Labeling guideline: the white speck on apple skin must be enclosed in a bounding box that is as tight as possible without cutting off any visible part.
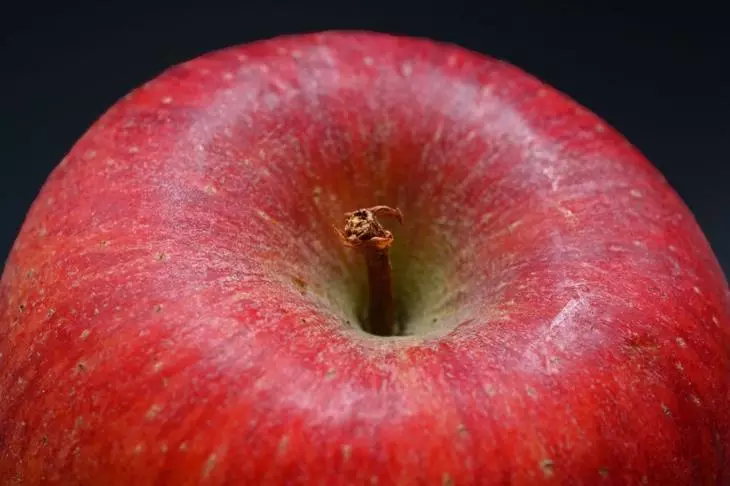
[73,360,88,374]
[539,459,555,477]
[201,453,217,479]
[342,444,352,461]
[73,416,86,431]
[145,403,163,420]
[277,435,289,454]
[401,62,413,77]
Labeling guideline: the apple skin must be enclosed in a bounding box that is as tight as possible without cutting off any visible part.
[1,30,729,485]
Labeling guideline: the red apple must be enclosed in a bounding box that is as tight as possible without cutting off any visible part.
[1,31,729,485]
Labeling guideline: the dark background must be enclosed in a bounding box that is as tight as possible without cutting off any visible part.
[1,1,728,275]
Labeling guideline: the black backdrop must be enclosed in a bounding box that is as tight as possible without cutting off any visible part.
[2,1,728,275]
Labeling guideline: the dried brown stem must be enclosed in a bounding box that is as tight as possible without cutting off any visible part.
[335,206,402,336]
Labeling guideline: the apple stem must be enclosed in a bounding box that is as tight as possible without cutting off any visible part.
[363,249,397,336]
[335,206,403,337]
